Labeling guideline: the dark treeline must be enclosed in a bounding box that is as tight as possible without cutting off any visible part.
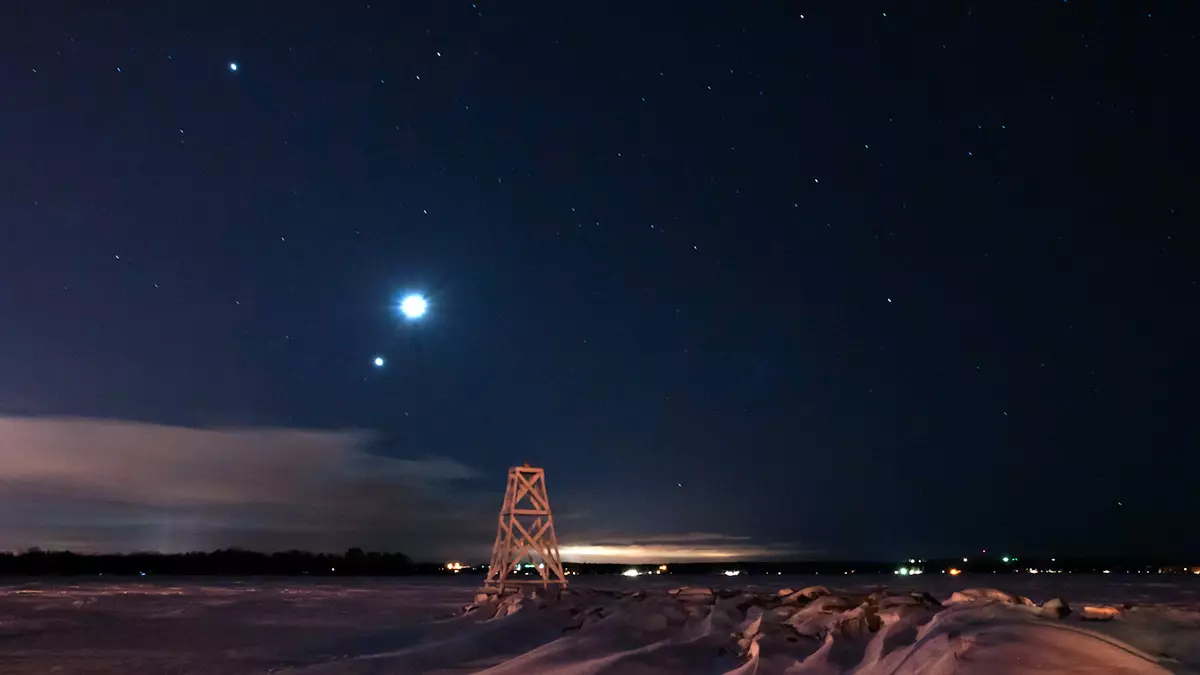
[0,548,427,576]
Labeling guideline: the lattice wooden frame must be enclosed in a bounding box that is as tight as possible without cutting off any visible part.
[484,465,567,590]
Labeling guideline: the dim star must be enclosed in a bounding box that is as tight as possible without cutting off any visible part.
[399,293,428,320]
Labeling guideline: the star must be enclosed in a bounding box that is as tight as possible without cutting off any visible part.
[228,62,239,72]
[373,356,385,367]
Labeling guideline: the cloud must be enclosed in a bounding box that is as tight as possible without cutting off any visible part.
[0,416,489,557]
[558,531,804,563]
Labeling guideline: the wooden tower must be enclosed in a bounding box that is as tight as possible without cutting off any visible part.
[485,464,567,590]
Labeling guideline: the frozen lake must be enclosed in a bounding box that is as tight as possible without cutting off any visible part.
[0,575,1197,674]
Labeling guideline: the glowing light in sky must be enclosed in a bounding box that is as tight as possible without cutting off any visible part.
[229,62,239,72]
[399,294,428,320]
[557,543,778,563]
[373,356,385,367]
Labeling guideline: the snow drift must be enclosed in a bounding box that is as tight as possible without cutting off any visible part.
[1,579,1197,674]
[294,582,1198,674]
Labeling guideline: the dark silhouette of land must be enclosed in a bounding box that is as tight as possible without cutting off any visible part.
[1,549,1195,577]
[0,548,418,576]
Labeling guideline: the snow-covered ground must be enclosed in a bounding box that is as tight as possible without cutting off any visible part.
[0,576,1197,674]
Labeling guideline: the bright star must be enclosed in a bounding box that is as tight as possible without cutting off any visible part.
[373,356,385,367]
[399,294,428,320]
[228,62,239,72]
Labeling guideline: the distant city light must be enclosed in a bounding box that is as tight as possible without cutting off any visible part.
[722,570,741,577]
[948,568,962,576]
[622,568,640,577]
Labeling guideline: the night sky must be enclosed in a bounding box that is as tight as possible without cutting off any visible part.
[1,2,1196,563]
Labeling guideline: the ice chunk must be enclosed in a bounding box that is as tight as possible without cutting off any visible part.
[1081,604,1121,621]
[1042,597,1072,619]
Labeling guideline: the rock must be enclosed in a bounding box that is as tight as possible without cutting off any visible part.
[492,593,524,618]
[670,586,715,602]
[661,604,690,625]
[1080,605,1120,621]
[835,604,882,637]
[797,585,831,599]
[778,588,795,597]
[734,608,764,657]
[1041,597,1071,619]
[806,594,859,613]
[910,591,943,607]
[738,606,765,635]
[783,595,861,638]
[781,586,832,605]
[878,594,927,610]
[766,605,796,623]
[947,588,1018,604]
[633,611,669,631]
